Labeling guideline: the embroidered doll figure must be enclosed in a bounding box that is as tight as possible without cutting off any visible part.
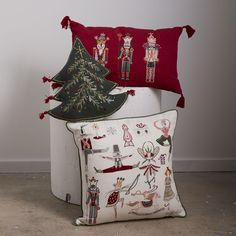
[163,167,175,202]
[154,119,172,153]
[106,175,140,218]
[118,34,134,80]
[94,144,139,173]
[86,177,100,224]
[93,33,109,66]
[122,124,134,147]
[138,141,160,188]
[143,33,160,83]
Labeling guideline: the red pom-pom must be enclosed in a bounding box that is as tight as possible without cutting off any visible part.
[42,76,51,83]
[127,89,135,96]
[39,111,48,120]
[184,25,195,38]
[176,94,185,108]
[51,83,62,90]
[61,16,71,29]
[44,96,54,104]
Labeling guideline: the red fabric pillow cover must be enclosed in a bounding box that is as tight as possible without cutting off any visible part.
[61,16,195,108]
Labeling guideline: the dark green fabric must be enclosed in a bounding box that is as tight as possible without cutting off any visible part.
[48,37,128,122]
[156,135,172,153]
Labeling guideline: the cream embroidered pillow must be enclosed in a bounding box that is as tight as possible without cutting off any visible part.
[67,110,186,225]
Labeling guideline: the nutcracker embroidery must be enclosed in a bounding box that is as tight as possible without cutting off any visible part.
[94,144,140,173]
[80,125,92,150]
[93,33,109,66]
[163,167,175,202]
[154,119,172,153]
[85,177,100,224]
[106,174,140,218]
[122,124,134,147]
[118,34,134,80]
[138,141,160,188]
[136,123,149,136]
[79,125,109,170]
[143,33,160,83]
[127,185,164,215]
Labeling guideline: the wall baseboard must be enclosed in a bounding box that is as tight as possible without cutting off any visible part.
[0,159,235,173]
[0,160,50,173]
[173,158,236,172]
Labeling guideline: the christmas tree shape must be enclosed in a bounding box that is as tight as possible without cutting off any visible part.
[43,37,128,122]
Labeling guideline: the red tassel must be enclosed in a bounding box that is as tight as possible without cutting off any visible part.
[127,89,135,96]
[42,76,52,83]
[61,16,71,29]
[184,25,195,38]
[39,111,48,120]
[51,82,62,90]
[176,94,185,108]
[44,96,54,103]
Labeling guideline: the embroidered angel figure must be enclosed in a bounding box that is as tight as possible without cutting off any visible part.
[138,141,160,188]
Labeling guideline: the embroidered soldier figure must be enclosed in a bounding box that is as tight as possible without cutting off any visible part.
[118,34,134,80]
[86,177,100,224]
[94,144,139,173]
[154,119,172,153]
[80,125,92,151]
[93,33,109,66]
[143,33,160,83]
[163,167,175,202]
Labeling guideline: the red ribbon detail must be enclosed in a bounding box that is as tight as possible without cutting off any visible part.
[51,82,62,90]
[44,96,54,104]
[42,76,51,83]
[39,111,48,120]
[176,94,185,108]
[184,25,195,38]
[127,89,135,96]
[61,16,71,29]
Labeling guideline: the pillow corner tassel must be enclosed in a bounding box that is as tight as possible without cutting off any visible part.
[176,94,185,108]
[42,76,51,83]
[127,89,136,96]
[39,111,49,120]
[44,95,55,104]
[51,82,62,90]
[61,16,71,29]
[183,25,195,38]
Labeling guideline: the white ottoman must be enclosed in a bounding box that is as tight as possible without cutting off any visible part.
[50,87,161,205]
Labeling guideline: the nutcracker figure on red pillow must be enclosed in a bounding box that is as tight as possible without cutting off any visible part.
[93,33,109,66]
[118,34,134,80]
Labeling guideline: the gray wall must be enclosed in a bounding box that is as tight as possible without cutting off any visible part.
[0,0,235,171]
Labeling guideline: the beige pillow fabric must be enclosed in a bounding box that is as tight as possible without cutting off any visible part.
[67,110,185,225]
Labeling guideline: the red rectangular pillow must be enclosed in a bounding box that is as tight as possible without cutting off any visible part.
[61,16,195,108]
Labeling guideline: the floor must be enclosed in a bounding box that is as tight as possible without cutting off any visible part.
[0,173,235,236]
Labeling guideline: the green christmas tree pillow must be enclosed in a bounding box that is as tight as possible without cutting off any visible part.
[41,37,128,122]
[67,110,186,225]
